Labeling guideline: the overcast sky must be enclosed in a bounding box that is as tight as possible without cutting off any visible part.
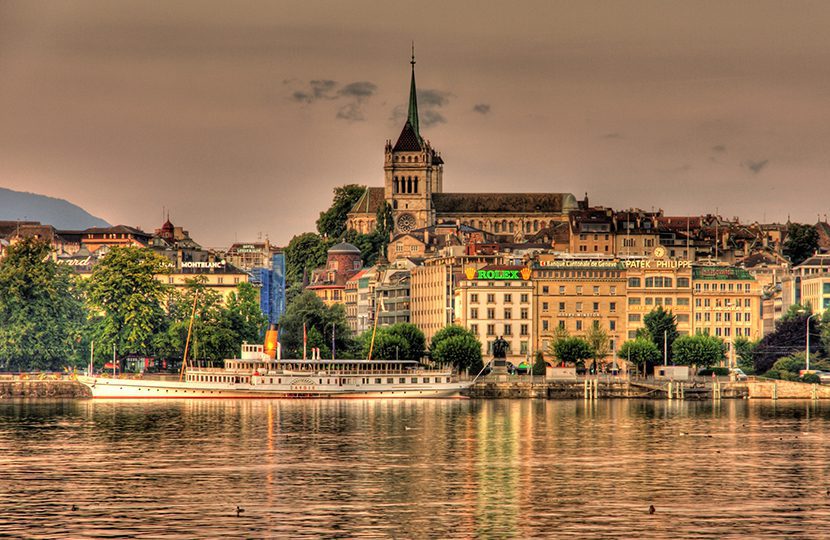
[2,1,830,247]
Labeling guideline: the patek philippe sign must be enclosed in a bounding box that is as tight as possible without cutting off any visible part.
[181,260,226,269]
[465,267,531,280]
[623,259,691,269]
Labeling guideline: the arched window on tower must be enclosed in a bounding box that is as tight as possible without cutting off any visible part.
[509,221,514,233]
[534,220,539,231]
[414,177,419,193]
[393,176,398,194]
[407,177,412,193]
[494,222,500,233]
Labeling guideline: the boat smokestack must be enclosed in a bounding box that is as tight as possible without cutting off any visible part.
[264,324,278,360]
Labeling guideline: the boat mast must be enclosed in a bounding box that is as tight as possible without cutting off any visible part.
[178,289,199,382]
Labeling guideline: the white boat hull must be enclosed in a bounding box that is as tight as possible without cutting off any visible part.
[77,376,470,399]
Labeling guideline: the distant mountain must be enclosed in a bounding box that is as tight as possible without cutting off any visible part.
[0,187,110,230]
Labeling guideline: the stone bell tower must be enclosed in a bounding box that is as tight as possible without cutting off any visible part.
[384,49,444,234]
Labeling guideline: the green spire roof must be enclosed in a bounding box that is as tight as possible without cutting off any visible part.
[407,48,420,140]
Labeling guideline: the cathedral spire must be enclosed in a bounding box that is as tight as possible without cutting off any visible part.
[407,43,420,140]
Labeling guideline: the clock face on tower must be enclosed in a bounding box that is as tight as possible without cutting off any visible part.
[397,213,416,232]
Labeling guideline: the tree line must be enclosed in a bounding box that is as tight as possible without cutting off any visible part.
[0,238,265,372]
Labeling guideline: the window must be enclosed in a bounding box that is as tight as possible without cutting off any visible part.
[542,286,549,294]
[664,298,673,306]
[542,319,549,331]
[559,286,566,295]
[396,243,404,253]
[628,277,641,287]
[504,324,512,336]
[504,294,512,303]
[609,320,616,331]
[628,297,641,306]
[610,302,616,312]
[470,308,479,319]
[471,293,478,303]
[520,324,529,336]
[576,302,583,312]
[593,286,600,295]
[487,308,496,319]
[576,286,583,295]
[677,314,689,323]
[470,324,478,335]
[695,298,702,307]
[559,302,566,311]
[520,341,528,354]
[487,294,495,303]
[542,302,549,311]
[677,277,690,287]
[705,312,711,322]
[558,320,566,329]
[504,309,512,319]
[628,314,641,322]
[610,286,617,296]
[576,320,583,331]
[521,293,529,303]
[520,308,529,319]
[487,324,495,336]
[645,297,653,305]
[593,302,600,311]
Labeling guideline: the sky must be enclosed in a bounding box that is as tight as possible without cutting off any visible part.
[2,1,830,247]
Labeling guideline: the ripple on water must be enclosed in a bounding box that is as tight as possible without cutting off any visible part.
[2,399,830,538]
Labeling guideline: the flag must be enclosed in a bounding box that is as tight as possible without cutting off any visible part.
[303,322,308,360]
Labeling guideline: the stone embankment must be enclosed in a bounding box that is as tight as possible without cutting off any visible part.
[0,378,90,398]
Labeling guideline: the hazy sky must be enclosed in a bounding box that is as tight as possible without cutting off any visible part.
[2,1,830,247]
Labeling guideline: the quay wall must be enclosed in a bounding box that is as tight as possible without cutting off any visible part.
[0,380,90,398]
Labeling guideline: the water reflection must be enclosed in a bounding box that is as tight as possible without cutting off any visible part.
[1,399,830,538]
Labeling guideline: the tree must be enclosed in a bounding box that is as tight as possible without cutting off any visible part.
[429,325,471,354]
[278,291,352,359]
[284,232,330,287]
[584,323,610,371]
[384,323,425,360]
[672,334,726,367]
[754,310,821,374]
[783,223,819,266]
[733,336,758,374]
[643,307,678,363]
[532,351,547,376]
[0,238,85,371]
[619,338,662,376]
[360,328,408,360]
[316,184,366,239]
[552,337,592,367]
[85,247,170,361]
[432,333,483,374]
[224,282,267,346]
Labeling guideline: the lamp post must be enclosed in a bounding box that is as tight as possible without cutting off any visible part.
[326,322,336,361]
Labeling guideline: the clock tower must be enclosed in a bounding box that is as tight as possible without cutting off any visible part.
[384,50,443,233]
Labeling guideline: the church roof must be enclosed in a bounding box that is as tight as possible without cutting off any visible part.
[393,121,423,152]
[432,193,571,214]
[349,187,386,216]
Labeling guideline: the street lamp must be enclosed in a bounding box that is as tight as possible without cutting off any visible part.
[326,322,336,361]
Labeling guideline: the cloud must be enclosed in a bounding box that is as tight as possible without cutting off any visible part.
[289,80,377,121]
[338,81,377,99]
[473,103,491,115]
[291,80,337,103]
[421,110,446,127]
[418,89,451,107]
[744,159,770,174]
[601,132,623,139]
[712,144,727,152]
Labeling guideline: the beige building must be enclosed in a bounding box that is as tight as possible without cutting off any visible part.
[624,250,694,339]
[159,268,250,303]
[801,274,830,316]
[454,265,534,365]
[691,266,763,346]
[532,255,627,362]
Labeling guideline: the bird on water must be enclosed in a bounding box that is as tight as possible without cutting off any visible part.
[236,506,245,517]
[649,505,656,514]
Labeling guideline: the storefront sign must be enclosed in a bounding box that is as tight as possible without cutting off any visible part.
[181,261,226,269]
[465,267,531,280]
[538,259,623,269]
[624,259,691,269]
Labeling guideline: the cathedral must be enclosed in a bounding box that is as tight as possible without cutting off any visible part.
[346,54,585,241]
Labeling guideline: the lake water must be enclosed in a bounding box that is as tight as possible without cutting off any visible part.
[2,399,830,539]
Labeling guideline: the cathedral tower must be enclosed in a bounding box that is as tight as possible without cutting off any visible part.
[384,50,444,233]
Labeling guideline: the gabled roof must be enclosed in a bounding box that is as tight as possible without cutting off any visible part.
[349,187,386,216]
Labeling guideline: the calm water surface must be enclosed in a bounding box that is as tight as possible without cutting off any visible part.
[2,399,830,539]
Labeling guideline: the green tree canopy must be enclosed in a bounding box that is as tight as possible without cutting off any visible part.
[431,332,483,374]
[754,309,822,374]
[284,232,330,287]
[316,184,367,239]
[552,337,593,366]
[733,336,758,374]
[672,334,727,367]
[278,291,352,359]
[85,246,170,359]
[429,325,470,354]
[0,238,85,371]
[783,223,819,266]
[619,338,662,370]
[532,351,547,376]
[384,323,426,360]
[584,323,610,368]
[643,306,678,363]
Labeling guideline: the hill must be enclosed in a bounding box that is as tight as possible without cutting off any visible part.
[0,187,110,230]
